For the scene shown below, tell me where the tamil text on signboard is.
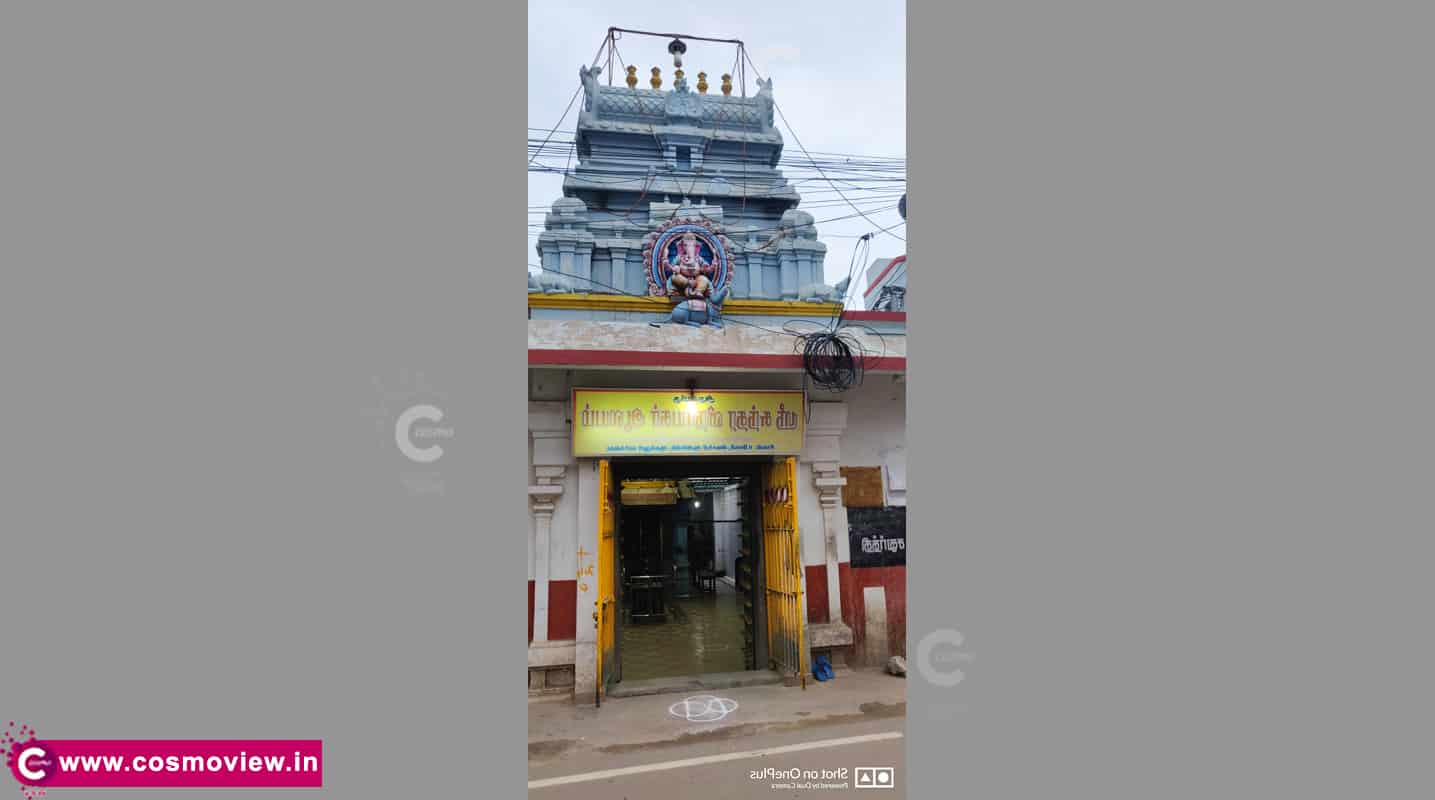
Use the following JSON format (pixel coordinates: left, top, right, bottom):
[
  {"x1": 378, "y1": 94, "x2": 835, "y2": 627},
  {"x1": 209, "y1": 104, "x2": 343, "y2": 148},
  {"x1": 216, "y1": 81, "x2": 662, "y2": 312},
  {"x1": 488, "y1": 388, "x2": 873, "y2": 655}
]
[
  {"x1": 572, "y1": 389, "x2": 805, "y2": 457},
  {"x1": 848, "y1": 507, "x2": 906, "y2": 568}
]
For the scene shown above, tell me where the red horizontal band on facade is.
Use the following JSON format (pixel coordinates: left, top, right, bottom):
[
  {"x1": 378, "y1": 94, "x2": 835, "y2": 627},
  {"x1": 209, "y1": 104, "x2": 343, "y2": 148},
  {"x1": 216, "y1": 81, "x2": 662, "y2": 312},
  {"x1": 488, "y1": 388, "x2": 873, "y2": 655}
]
[
  {"x1": 529, "y1": 349, "x2": 906, "y2": 372},
  {"x1": 863, "y1": 255, "x2": 907, "y2": 298},
  {"x1": 841, "y1": 310, "x2": 906, "y2": 322}
]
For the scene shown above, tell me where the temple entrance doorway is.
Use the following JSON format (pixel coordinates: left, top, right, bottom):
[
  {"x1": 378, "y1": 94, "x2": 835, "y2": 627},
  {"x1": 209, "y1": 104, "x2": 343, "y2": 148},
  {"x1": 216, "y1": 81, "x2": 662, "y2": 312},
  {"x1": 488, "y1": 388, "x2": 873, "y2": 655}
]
[{"x1": 606, "y1": 457, "x2": 772, "y2": 693}]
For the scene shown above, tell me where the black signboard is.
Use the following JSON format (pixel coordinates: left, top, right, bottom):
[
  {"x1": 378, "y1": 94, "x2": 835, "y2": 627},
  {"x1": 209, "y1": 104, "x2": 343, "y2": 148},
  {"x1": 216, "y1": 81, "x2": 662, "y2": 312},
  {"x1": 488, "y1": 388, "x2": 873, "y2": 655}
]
[{"x1": 848, "y1": 507, "x2": 906, "y2": 568}]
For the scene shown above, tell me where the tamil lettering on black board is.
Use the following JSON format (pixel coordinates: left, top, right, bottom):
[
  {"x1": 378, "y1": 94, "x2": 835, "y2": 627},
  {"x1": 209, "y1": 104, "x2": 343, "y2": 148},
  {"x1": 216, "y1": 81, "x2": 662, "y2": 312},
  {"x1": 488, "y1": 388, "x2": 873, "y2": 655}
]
[{"x1": 848, "y1": 507, "x2": 906, "y2": 567}]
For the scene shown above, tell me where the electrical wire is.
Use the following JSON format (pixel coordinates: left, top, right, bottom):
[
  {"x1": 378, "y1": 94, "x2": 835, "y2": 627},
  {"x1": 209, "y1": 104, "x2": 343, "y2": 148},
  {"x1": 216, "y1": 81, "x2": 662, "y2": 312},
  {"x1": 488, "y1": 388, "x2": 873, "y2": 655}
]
[
  {"x1": 740, "y1": 50, "x2": 906, "y2": 244},
  {"x1": 528, "y1": 264, "x2": 795, "y2": 337},
  {"x1": 528, "y1": 32, "x2": 614, "y2": 167},
  {"x1": 780, "y1": 228, "x2": 886, "y2": 393},
  {"x1": 795, "y1": 328, "x2": 869, "y2": 393},
  {"x1": 526, "y1": 260, "x2": 890, "y2": 395},
  {"x1": 528, "y1": 87, "x2": 583, "y2": 168},
  {"x1": 528, "y1": 129, "x2": 906, "y2": 162},
  {"x1": 527, "y1": 33, "x2": 899, "y2": 392},
  {"x1": 526, "y1": 205, "x2": 903, "y2": 240}
]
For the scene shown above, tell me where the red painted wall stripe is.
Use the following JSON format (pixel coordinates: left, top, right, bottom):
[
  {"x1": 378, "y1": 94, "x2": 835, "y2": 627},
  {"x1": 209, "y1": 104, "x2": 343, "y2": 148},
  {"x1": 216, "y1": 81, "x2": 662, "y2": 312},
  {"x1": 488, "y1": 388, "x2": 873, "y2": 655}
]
[
  {"x1": 529, "y1": 349, "x2": 906, "y2": 372},
  {"x1": 805, "y1": 565, "x2": 829, "y2": 623},
  {"x1": 547, "y1": 580, "x2": 577, "y2": 641},
  {"x1": 841, "y1": 310, "x2": 906, "y2": 322},
  {"x1": 839, "y1": 563, "x2": 908, "y2": 664},
  {"x1": 528, "y1": 580, "x2": 578, "y2": 642},
  {"x1": 863, "y1": 255, "x2": 907, "y2": 298}
]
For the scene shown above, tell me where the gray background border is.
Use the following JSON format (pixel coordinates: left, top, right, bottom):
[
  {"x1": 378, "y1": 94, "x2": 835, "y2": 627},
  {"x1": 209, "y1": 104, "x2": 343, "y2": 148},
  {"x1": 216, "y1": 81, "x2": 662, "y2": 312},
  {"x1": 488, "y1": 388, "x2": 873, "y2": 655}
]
[
  {"x1": 909, "y1": 1, "x2": 1433, "y2": 797},
  {"x1": 3, "y1": 1, "x2": 1433, "y2": 798},
  {"x1": 2, "y1": 2, "x2": 526, "y2": 797}
]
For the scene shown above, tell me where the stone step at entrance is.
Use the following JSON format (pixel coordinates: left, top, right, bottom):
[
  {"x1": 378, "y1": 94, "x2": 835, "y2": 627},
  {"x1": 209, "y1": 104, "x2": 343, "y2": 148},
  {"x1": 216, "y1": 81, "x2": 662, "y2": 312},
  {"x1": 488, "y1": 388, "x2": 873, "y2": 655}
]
[{"x1": 605, "y1": 669, "x2": 784, "y2": 699}]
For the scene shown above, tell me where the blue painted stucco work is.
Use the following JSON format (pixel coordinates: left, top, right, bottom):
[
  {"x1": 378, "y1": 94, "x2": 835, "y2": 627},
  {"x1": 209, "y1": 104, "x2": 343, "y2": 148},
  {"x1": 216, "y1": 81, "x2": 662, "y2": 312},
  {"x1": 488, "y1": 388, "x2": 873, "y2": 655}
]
[{"x1": 532, "y1": 64, "x2": 836, "y2": 307}]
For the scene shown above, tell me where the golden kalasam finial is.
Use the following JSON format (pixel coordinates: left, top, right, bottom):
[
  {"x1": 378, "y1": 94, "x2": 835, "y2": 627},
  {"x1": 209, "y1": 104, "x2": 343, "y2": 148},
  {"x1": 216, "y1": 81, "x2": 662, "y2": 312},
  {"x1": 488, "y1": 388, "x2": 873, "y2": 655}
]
[
  {"x1": 721, "y1": 74, "x2": 733, "y2": 96},
  {"x1": 650, "y1": 66, "x2": 662, "y2": 90},
  {"x1": 674, "y1": 68, "x2": 685, "y2": 85},
  {"x1": 626, "y1": 65, "x2": 638, "y2": 89},
  {"x1": 697, "y1": 72, "x2": 708, "y2": 94}
]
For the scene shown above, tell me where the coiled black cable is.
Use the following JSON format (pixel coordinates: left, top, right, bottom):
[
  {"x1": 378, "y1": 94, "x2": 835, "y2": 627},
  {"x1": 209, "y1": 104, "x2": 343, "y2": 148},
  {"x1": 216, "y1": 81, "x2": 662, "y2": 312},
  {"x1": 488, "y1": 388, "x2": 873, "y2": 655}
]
[
  {"x1": 799, "y1": 330, "x2": 865, "y2": 392},
  {"x1": 781, "y1": 320, "x2": 887, "y2": 394},
  {"x1": 528, "y1": 263, "x2": 891, "y2": 395}
]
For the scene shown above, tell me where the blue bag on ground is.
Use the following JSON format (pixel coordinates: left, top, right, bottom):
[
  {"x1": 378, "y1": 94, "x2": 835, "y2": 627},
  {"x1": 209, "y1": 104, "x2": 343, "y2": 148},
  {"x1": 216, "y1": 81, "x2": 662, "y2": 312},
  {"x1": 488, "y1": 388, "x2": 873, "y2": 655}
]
[{"x1": 812, "y1": 654, "x2": 834, "y2": 682}]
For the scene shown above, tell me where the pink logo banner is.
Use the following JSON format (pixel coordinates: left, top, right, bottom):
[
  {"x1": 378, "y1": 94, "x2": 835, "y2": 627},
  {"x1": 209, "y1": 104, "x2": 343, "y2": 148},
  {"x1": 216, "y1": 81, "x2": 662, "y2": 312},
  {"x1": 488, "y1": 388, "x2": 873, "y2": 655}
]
[{"x1": 7, "y1": 739, "x2": 323, "y2": 789}]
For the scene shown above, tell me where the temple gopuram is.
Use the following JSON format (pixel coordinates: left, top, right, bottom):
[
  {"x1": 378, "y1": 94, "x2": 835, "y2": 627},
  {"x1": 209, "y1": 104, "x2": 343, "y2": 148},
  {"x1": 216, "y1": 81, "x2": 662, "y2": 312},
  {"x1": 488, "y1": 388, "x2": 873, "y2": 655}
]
[{"x1": 527, "y1": 34, "x2": 908, "y2": 707}]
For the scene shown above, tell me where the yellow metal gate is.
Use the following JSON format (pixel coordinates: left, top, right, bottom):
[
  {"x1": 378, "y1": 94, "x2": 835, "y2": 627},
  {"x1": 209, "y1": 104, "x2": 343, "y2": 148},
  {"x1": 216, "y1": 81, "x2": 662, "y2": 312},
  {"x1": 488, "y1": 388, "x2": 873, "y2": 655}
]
[
  {"x1": 762, "y1": 456, "x2": 807, "y2": 688},
  {"x1": 595, "y1": 459, "x2": 617, "y2": 703}
]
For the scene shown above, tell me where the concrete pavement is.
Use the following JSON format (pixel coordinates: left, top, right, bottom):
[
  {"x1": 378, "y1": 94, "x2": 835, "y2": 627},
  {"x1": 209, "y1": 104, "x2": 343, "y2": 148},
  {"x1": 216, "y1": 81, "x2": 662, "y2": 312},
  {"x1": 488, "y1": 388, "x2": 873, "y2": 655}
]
[{"x1": 530, "y1": 669, "x2": 908, "y2": 798}]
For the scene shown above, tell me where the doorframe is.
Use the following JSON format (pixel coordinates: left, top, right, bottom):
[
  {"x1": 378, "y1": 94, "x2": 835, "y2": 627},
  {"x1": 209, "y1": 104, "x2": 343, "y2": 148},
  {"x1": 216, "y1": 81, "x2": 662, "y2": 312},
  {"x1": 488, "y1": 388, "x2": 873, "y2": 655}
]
[{"x1": 605, "y1": 456, "x2": 777, "y2": 684}]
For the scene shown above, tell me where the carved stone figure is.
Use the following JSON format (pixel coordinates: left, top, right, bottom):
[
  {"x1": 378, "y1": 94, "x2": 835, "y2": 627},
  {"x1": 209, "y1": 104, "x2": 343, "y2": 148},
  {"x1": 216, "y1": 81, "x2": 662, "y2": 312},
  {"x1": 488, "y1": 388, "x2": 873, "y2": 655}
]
[
  {"x1": 667, "y1": 232, "x2": 714, "y2": 298},
  {"x1": 578, "y1": 65, "x2": 602, "y2": 111},
  {"x1": 539, "y1": 271, "x2": 578, "y2": 293},
  {"x1": 670, "y1": 285, "x2": 728, "y2": 328},
  {"x1": 799, "y1": 283, "x2": 841, "y2": 303},
  {"x1": 756, "y1": 77, "x2": 775, "y2": 127},
  {"x1": 640, "y1": 217, "x2": 736, "y2": 300}
]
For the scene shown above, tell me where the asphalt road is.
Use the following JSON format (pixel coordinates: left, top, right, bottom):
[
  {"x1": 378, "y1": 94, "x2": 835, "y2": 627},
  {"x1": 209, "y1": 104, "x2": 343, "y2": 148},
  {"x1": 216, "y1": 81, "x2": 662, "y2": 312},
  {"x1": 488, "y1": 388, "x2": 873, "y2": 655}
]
[{"x1": 529, "y1": 717, "x2": 906, "y2": 799}]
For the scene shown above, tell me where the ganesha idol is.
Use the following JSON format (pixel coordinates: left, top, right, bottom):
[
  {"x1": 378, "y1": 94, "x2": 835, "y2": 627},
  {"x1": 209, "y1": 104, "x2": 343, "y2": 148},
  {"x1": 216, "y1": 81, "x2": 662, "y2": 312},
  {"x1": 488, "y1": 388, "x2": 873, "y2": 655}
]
[{"x1": 666, "y1": 232, "x2": 715, "y2": 298}]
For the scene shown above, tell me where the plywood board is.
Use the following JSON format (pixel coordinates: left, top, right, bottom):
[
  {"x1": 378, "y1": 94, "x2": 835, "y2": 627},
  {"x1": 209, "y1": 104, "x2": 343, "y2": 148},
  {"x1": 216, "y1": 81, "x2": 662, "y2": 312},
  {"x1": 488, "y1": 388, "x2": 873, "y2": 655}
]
[{"x1": 840, "y1": 466, "x2": 885, "y2": 508}]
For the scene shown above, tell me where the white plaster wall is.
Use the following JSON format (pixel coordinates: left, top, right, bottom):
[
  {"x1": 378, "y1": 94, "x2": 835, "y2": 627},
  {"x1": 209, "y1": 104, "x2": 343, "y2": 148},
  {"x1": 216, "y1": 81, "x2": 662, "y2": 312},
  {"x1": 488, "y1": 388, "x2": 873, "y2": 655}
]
[
  {"x1": 574, "y1": 458, "x2": 599, "y2": 642},
  {"x1": 549, "y1": 468, "x2": 579, "y2": 580},
  {"x1": 839, "y1": 380, "x2": 906, "y2": 466},
  {"x1": 528, "y1": 369, "x2": 904, "y2": 647},
  {"x1": 797, "y1": 461, "x2": 827, "y2": 567},
  {"x1": 791, "y1": 382, "x2": 907, "y2": 566},
  {"x1": 529, "y1": 398, "x2": 581, "y2": 589},
  {"x1": 527, "y1": 434, "x2": 535, "y2": 581},
  {"x1": 713, "y1": 486, "x2": 742, "y2": 581},
  {"x1": 839, "y1": 381, "x2": 906, "y2": 560},
  {"x1": 572, "y1": 457, "x2": 600, "y2": 701},
  {"x1": 530, "y1": 319, "x2": 904, "y2": 361}
]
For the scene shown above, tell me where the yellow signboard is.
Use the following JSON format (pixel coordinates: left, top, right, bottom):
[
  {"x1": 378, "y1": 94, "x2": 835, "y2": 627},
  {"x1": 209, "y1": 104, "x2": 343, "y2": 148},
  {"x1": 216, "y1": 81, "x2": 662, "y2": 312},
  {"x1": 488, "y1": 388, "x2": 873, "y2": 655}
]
[{"x1": 572, "y1": 388, "x2": 805, "y2": 457}]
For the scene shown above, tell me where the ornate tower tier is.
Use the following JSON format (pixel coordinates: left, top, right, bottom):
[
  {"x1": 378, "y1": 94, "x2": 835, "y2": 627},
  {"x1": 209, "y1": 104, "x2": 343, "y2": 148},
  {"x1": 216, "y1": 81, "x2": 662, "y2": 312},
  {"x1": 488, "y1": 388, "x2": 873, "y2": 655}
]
[{"x1": 535, "y1": 63, "x2": 832, "y2": 303}]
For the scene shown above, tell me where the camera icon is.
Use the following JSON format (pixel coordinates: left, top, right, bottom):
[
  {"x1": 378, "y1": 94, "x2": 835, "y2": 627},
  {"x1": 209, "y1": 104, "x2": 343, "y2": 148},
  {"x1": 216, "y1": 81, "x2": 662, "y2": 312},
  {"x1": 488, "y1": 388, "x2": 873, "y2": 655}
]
[{"x1": 855, "y1": 766, "x2": 896, "y2": 789}]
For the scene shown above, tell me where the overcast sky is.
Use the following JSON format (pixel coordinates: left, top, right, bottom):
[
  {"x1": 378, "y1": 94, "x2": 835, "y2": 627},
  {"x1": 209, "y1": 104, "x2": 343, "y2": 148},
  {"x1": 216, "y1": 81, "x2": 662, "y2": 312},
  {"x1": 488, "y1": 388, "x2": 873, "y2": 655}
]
[{"x1": 528, "y1": 0, "x2": 906, "y2": 296}]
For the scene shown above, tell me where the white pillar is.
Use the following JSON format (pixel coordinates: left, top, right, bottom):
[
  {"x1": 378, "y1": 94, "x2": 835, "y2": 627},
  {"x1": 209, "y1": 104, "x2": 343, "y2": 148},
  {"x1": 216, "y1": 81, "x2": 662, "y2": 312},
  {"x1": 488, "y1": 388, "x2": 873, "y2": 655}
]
[
  {"x1": 529, "y1": 402, "x2": 572, "y2": 648},
  {"x1": 609, "y1": 245, "x2": 630, "y2": 294},
  {"x1": 813, "y1": 463, "x2": 847, "y2": 624},
  {"x1": 862, "y1": 586, "x2": 891, "y2": 665},
  {"x1": 572, "y1": 459, "x2": 600, "y2": 706},
  {"x1": 529, "y1": 469, "x2": 564, "y2": 643},
  {"x1": 803, "y1": 402, "x2": 854, "y2": 647},
  {"x1": 558, "y1": 242, "x2": 575, "y2": 275}
]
